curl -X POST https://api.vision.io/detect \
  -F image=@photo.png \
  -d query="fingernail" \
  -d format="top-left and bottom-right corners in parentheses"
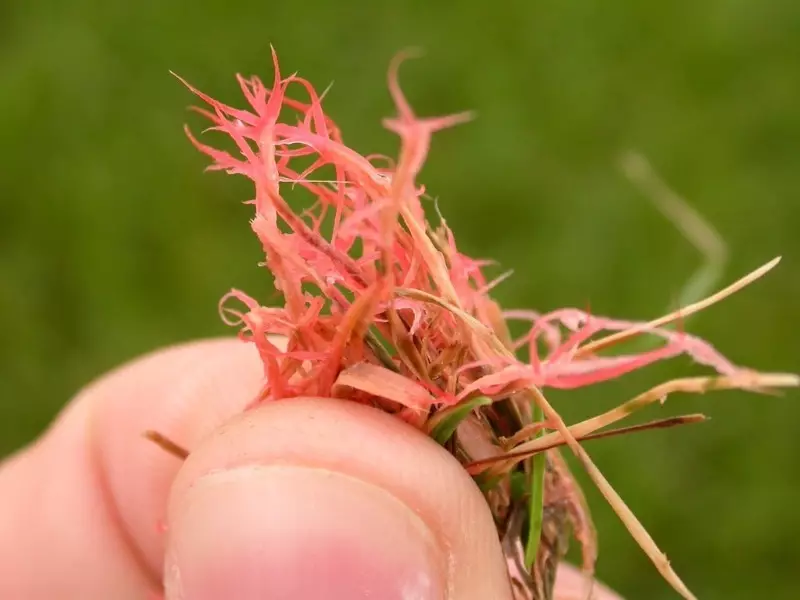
top-left (164, 465), bottom-right (447, 600)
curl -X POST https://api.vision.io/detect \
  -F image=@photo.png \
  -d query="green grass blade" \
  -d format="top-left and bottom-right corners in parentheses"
top-left (524, 402), bottom-right (546, 569)
top-left (428, 395), bottom-right (493, 445)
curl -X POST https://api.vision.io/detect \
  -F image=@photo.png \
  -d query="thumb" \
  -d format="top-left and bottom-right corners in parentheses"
top-left (163, 397), bottom-right (513, 600)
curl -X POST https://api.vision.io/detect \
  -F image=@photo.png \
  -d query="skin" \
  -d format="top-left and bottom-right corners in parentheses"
top-left (0, 338), bottom-right (621, 599)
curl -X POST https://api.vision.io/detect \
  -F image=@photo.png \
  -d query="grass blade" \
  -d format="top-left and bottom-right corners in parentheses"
top-left (525, 400), bottom-right (546, 569)
top-left (427, 395), bottom-right (492, 444)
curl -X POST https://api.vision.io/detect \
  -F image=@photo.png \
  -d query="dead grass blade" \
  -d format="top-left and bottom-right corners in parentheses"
top-left (574, 257), bottom-right (781, 358)
top-left (471, 371), bottom-right (799, 476)
top-left (472, 414), bottom-right (707, 468)
top-left (143, 430), bottom-right (189, 460)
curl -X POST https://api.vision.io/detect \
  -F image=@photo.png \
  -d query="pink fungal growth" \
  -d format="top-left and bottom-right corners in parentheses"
top-left (181, 49), bottom-right (748, 413)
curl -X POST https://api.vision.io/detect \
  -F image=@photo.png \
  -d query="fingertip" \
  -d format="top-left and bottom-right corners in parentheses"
top-left (165, 465), bottom-right (446, 600)
top-left (164, 398), bottom-right (513, 600)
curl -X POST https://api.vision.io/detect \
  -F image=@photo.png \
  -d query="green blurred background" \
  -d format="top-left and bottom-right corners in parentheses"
top-left (1, 0), bottom-right (798, 597)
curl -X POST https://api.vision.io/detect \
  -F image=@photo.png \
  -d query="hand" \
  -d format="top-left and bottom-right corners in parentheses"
top-left (0, 339), bottom-right (622, 599)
